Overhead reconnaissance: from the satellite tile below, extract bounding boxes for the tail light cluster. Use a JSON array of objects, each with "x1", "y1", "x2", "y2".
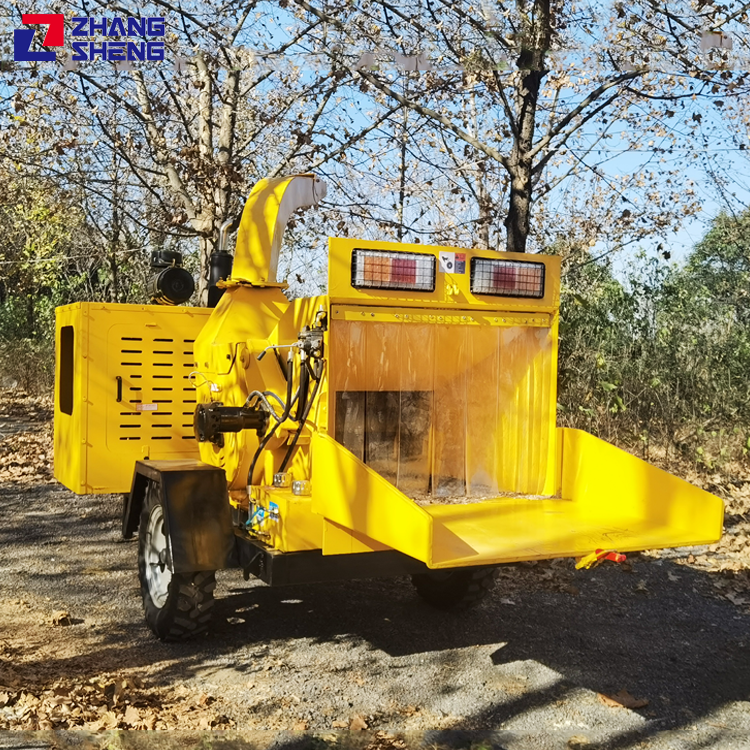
[
  {"x1": 470, "y1": 258, "x2": 545, "y2": 298},
  {"x1": 351, "y1": 249, "x2": 436, "y2": 292},
  {"x1": 350, "y1": 248, "x2": 545, "y2": 299}
]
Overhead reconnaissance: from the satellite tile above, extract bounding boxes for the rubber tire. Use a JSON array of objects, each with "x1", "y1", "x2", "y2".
[
  {"x1": 411, "y1": 566, "x2": 497, "y2": 610},
  {"x1": 137, "y1": 482, "x2": 216, "y2": 641}
]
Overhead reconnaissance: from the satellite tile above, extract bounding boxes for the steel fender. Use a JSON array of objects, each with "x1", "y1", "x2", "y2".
[
  {"x1": 130, "y1": 460, "x2": 235, "y2": 573},
  {"x1": 122, "y1": 470, "x2": 149, "y2": 539}
]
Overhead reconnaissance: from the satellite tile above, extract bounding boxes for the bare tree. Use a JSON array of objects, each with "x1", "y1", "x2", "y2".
[{"x1": 291, "y1": 0, "x2": 750, "y2": 255}]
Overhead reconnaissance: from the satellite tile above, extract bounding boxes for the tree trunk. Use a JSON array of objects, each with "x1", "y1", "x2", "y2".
[
  {"x1": 197, "y1": 229, "x2": 214, "y2": 306},
  {"x1": 477, "y1": 161, "x2": 491, "y2": 249},
  {"x1": 505, "y1": 164, "x2": 533, "y2": 253},
  {"x1": 109, "y1": 206, "x2": 121, "y2": 303},
  {"x1": 504, "y1": 0, "x2": 551, "y2": 254}
]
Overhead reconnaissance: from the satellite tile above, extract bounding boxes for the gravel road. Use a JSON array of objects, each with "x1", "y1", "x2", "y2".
[{"x1": 1, "y1": 399, "x2": 749, "y2": 749}]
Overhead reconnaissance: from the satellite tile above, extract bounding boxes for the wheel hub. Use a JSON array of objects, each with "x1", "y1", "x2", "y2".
[{"x1": 144, "y1": 504, "x2": 172, "y2": 608}]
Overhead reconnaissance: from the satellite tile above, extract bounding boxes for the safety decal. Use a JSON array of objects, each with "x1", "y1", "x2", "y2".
[{"x1": 438, "y1": 251, "x2": 466, "y2": 274}]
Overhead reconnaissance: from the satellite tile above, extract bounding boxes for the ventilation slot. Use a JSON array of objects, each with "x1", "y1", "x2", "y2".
[{"x1": 112, "y1": 334, "x2": 203, "y2": 449}]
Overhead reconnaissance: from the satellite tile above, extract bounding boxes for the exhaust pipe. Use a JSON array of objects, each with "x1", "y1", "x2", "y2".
[{"x1": 207, "y1": 218, "x2": 236, "y2": 308}]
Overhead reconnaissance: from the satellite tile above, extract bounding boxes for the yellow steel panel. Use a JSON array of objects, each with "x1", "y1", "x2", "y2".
[
  {"x1": 328, "y1": 237, "x2": 561, "y2": 313},
  {"x1": 331, "y1": 306, "x2": 552, "y2": 328},
  {"x1": 311, "y1": 432, "x2": 433, "y2": 561},
  {"x1": 426, "y1": 428, "x2": 723, "y2": 567},
  {"x1": 321, "y1": 519, "x2": 390, "y2": 555},
  {"x1": 309, "y1": 426, "x2": 723, "y2": 568},
  {"x1": 556, "y1": 427, "x2": 724, "y2": 545},
  {"x1": 54, "y1": 302, "x2": 211, "y2": 494},
  {"x1": 54, "y1": 303, "x2": 88, "y2": 493},
  {"x1": 249, "y1": 487, "x2": 324, "y2": 552}
]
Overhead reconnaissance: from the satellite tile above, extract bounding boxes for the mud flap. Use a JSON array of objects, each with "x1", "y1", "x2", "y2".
[{"x1": 123, "y1": 460, "x2": 235, "y2": 573}]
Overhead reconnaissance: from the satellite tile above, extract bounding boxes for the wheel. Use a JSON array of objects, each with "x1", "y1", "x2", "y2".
[
  {"x1": 411, "y1": 566, "x2": 497, "y2": 610},
  {"x1": 137, "y1": 482, "x2": 216, "y2": 640}
]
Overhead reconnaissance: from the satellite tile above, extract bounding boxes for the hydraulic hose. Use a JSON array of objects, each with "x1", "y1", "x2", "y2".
[
  {"x1": 278, "y1": 363, "x2": 322, "y2": 473},
  {"x1": 296, "y1": 358, "x2": 311, "y2": 420},
  {"x1": 246, "y1": 352, "x2": 296, "y2": 487}
]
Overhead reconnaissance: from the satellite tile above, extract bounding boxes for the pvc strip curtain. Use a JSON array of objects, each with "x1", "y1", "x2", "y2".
[{"x1": 330, "y1": 320, "x2": 554, "y2": 497}]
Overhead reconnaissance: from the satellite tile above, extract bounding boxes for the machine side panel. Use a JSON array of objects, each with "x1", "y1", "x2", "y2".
[
  {"x1": 54, "y1": 303, "x2": 211, "y2": 494},
  {"x1": 328, "y1": 237, "x2": 561, "y2": 313},
  {"x1": 54, "y1": 304, "x2": 86, "y2": 492}
]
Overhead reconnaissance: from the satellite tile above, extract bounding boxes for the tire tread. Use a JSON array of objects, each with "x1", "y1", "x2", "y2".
[
  {"x1": 137, "y1": 481, "x2": 217, "y2": 641},
  {"x1": 411, "y1": 567, "x2": 497, "y2": 611}
]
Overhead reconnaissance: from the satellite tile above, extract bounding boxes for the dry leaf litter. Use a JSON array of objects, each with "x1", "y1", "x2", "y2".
[{"x1": 1, "y1": 391, "x2": 750, "y2": 733}]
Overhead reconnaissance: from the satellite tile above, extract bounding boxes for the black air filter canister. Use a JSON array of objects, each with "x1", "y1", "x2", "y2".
[{"x1": 147, "y1": 250, "x2": 195, "y2": 305}]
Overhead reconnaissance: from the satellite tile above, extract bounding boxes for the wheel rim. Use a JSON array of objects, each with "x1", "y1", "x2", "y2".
[{"x1": 145, "y1": 503, "x2": 172, "y2": 609}]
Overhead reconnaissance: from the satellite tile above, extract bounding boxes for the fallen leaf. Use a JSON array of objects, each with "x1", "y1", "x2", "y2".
[
  {"x1": 293, "y1": 720, "x2": 308, "y2": 730},
  {"x1": 142, "y1": 710, "x2": 156, "y2": 730},
  {"x1": 331, "y1": 720, "x2": 348, "y2": 728},
  {"x1": 123, "y1": 705, "x2": 140, "y2": 726},
  {"x1": 568, "y1": 736, "x2": 591, "y2": 749},
  {"x1": 598, "y1": 690, "x2": 649, "y2": 709},
  {"x1": 101, "y1": 710, "x2": 118, "y2": 729},
  {"x1": 634, "y1": 580, "x2": 648, "y2": 594},
  {"x1": 50, "y1": 611, "x2": 71, "y2": 626},
  {"x1": 726, "y1": 592, "x2": 747, "y2": 606},
  {"x1": 350, "y1": 715, "x2": 368, "y2": 730}
]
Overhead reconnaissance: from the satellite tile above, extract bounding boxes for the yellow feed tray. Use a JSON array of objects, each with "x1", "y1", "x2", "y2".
[
  {"x1": 311, "y1": 428, "x2": 724, "y2": 569},
  {"x1": 427, "y1": 498, "x2": 718, "y2": 567}
]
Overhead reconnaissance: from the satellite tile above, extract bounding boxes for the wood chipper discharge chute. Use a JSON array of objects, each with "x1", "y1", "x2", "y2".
[{"x1": 53, "y1": 173, "x2": 724, "y2": 640}]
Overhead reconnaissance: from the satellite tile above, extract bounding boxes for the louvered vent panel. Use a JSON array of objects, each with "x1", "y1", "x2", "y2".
[{"x1": 115, "y1": 335, "x2": 197, "y2": 444}]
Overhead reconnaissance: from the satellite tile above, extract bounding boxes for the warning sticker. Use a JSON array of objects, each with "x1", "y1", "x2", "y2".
[
  {"x1": 136, "y1": 404, "x2": 158, "y2": 411},
  {"x1": 439, "y1": 251, "x2": 455, "y2": 273},
  {"x1": 438, "y1": 250, "x2": 466, "y2": 274}
]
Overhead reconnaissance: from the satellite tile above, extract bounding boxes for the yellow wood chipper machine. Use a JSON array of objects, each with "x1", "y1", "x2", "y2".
[{"x1": 53, "y1": 174, "x2": 724, "y2": 640}]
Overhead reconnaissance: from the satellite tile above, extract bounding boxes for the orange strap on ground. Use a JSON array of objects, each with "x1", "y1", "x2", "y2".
[{"x1": 575, "y1": 549, "x2": 627, "y2": 570}]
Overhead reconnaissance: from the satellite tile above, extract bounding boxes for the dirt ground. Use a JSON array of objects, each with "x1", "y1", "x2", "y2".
[{"x1": 1, "y1": 392, "x2": 750, "y2": 750}]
